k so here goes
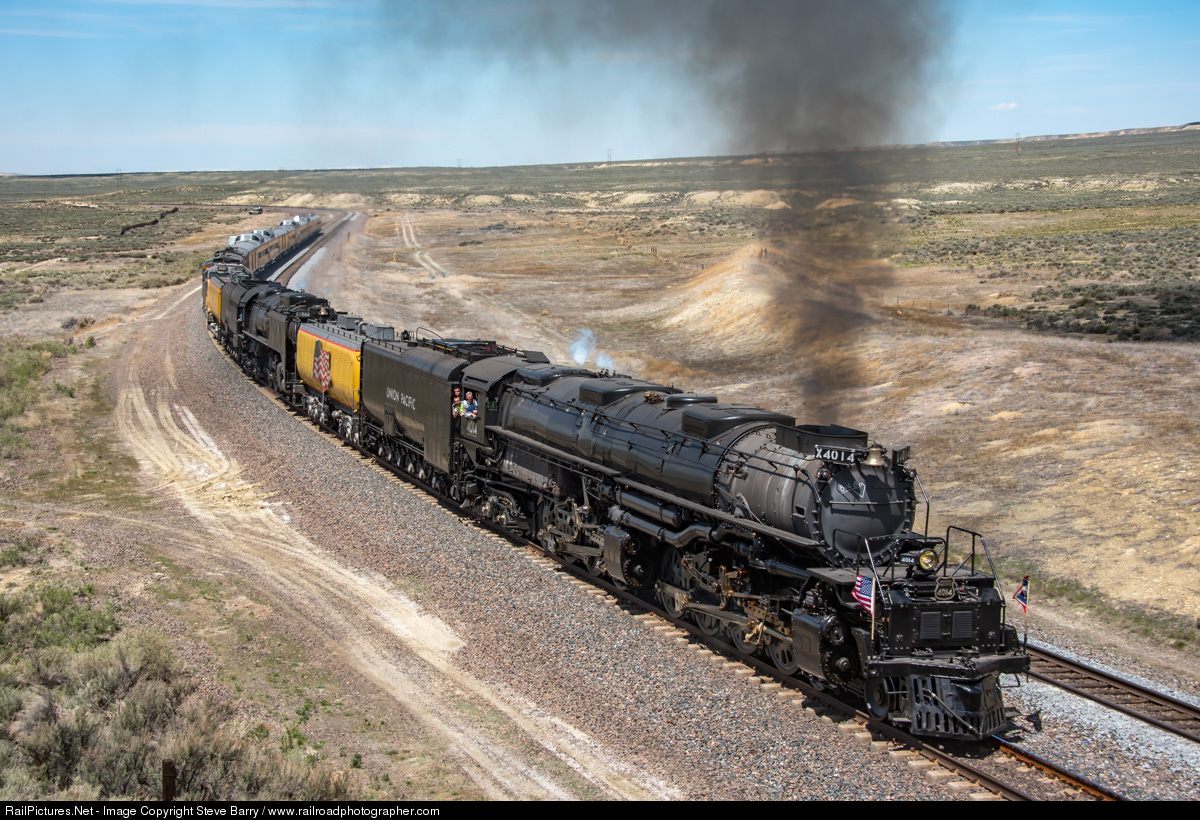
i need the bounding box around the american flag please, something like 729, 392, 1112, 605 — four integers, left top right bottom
1013, 575, 1029, 614
853, 574, 875, 614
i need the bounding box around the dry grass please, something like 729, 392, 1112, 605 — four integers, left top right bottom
0, 516, 362, 801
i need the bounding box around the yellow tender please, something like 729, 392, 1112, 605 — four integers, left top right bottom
205, 277, 222, 321
296, 325, 361, 412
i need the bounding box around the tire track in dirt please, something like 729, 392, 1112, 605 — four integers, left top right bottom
107, 284, 677, 801
399, 212, 448, 278
399, 213, 419, 249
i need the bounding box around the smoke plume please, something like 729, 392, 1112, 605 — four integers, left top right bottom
391, 1, 951, 420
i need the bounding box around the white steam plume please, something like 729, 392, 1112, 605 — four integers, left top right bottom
569, 329, 616, 371
569, 329, 597, 365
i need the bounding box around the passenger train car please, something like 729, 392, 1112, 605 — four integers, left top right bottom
201, 212, 322, 283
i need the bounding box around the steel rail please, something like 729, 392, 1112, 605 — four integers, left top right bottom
273, 210, 354, 287
990, 738, 1124, 801
1026, 645, 1200, 744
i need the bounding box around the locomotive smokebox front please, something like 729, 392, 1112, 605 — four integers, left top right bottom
815, 459, 912, 561
718, 423, 914, 566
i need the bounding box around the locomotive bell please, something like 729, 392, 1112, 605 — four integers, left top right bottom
862, 444, 886, 466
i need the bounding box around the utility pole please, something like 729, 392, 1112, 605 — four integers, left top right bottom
607, 148, 612, 162
1015, 132, 1020, 155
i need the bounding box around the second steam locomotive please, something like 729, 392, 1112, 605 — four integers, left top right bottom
203, 263, 1029, 740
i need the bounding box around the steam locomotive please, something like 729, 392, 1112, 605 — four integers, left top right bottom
203, 268, 1029, 740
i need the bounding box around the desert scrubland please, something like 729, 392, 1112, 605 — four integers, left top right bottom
1, 128, 1198, 798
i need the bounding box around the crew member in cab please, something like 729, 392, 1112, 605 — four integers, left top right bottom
452, 386, 463, 418
463, 391, 478, 420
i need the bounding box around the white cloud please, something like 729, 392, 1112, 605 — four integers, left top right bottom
989, 102, 1019, 111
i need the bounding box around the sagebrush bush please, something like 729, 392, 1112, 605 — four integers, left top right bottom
0, 336, 77, 458
0, 615, 360, 799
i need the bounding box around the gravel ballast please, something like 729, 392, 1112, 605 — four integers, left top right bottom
168, 292, 957, 800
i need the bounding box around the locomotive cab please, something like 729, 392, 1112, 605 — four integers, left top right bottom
457, 352, 551, 458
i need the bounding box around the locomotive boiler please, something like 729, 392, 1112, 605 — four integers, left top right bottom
203, 269, 1029, 740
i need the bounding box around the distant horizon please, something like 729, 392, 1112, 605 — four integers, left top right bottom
3, 120, 1197, 180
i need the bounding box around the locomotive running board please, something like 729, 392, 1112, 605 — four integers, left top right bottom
494, 428, 823, 551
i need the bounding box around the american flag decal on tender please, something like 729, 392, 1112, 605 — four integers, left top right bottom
313, 342, 332, 392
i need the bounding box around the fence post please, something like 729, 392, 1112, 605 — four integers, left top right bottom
163, 759, 176, 801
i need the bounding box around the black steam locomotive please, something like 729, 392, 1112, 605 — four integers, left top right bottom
203, 268, 1029, 740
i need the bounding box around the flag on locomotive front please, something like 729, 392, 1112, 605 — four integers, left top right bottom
853, 574, 876, 614
1013, 575, 1029, 613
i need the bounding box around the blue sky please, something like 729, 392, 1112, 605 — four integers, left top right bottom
1, 0, 1197, 175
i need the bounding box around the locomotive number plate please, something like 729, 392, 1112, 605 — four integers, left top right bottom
813, 445, 856, 464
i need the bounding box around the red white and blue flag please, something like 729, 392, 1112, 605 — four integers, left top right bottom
853, 574, 875, 614
313, 343, 332, 392
1013, 575, 1029, 613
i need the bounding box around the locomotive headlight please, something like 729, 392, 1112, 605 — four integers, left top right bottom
917, 549, 939, 572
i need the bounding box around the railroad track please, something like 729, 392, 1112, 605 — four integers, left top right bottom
621, 596, 1124, 801
1026, 645, 1200, 743
273, 210, 354, 286
481, 543, 1128, 801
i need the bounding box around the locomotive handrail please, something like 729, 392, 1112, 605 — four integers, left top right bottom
940, 525, 1008, 624
511, 388, 860, 492
911, 471, 932, 537
825, 498, 909, 508
944, 526, 1007, 614
507, 384, 855, 477
493, 428, 822, 549
844, 532, 889, 626
794, 467, 822, 539
503, 392, 918, 559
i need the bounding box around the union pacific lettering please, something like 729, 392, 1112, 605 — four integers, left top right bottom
386, 386, 417, 410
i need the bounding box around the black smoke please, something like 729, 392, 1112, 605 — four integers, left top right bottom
385, 1, 951, 420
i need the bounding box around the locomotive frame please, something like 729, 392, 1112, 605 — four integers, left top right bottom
202, 267, 1030, 741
